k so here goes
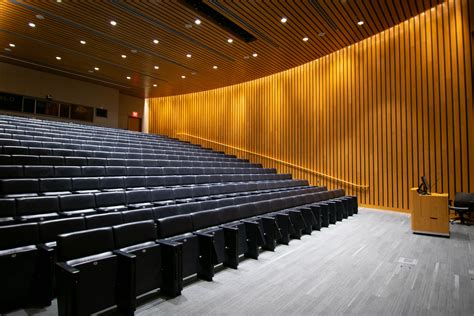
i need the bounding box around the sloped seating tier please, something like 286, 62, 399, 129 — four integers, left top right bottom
0, 179, 310, 224
0, 142, 238, 161
0, 188, 357, 314
0, 115, 191, 145
0, 114, 359, 314
0, 116, 213, 154
0, 172, 288, 196
54, 189, 355, 315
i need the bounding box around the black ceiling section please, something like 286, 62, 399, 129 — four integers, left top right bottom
179, 0, 257, 43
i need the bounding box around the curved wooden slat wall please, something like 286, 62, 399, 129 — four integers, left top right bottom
149, 0, 473, 212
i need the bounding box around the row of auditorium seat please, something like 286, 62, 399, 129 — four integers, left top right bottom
0, 180, 309, 224
0, 144, 236, 161
0, 116, 190, 145
0, 164, 271, 179
0, 115, 185, 143
0, 188, 354, 314
0, 138, 226, 157
0, 173, 289, 196
55, 189, 355, 315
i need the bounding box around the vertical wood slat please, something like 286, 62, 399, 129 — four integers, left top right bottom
148, 0, 472, 212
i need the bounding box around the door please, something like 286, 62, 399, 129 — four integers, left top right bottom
128, 116, 142, 132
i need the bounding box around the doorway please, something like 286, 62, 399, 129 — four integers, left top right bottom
127, 116, 142, 132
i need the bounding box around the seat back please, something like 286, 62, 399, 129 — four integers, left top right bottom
85, 212, 123, 229
113, 220, 157, 249
156, 214, 193, 238
56, 227, 115, 262
39, 217, 86, 244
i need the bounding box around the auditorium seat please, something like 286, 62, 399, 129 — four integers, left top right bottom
56, 228, 134, 315
59, 193, 97, 216
0, 222, 52, 313
113, 221, 162, 302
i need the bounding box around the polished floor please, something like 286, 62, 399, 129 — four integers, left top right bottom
11, 208, 474, 315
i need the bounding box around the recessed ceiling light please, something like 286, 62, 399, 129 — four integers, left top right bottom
252, 53, 258, 57
154, 65, 159, 70
185, 24, 193, 29
186, 54, 192, 58
181, 75, 186, 79
302, 37, 309, 42
110, 20, 117, 26
56, 0, 62, 2
213, 65, 218, 69
131, 49, 138, 53
153, 84, 157, 87
126, 76, 131, 80
35, 14, 44, 20
227, 38, 233, 44
4, 48, 11, 52
121, 54, 127, 58
56, 56, 62, 60
244, 55, 250, 59
80, 40, 86, 44
194, 19, 201, 25
318, 32, 326, 37
191, 72, 197, 75
280, 17, 287, 23
9, 43, 15, 47
94, 67, 99, 71
28, 22, 36, 28
153, 39, 159, 44
88, 70, 94, 73
357, 21, 364, 26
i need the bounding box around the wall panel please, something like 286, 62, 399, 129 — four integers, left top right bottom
149, 0, 473, 212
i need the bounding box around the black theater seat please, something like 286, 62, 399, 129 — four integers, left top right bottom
56, 228, 134, 315
39, 178, 72, 196
0, 198, 16, 225
59, 193, 97, 216
85, 212, 123, 229
0, 223, 52, 313
113, 221, 162, 301
94, 191, 127, 213
16, 196, 60, 222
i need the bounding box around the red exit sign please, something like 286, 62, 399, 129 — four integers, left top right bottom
131, 111, 138, 118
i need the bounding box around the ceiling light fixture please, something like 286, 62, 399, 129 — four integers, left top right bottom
121, 54, 127, 58
318, 32, 326, 37
4, 48, 11, 52
252, 53, 258, 57
9, 43, 15, 47
94, 67, 99, 71
28, 22, 36, 28
153, 39, 159, 44
153, 84, 157, 87
280, 17, 287, 23
227, 38, 233, 44
186, 54, 192, 58
213, 65, 218, 69
56, 0, 62, 2
131, 49, 138, 53
194, 19, 201, 25
56, 56, 62, 60
80, 40, 86, 44
110, 20, 117, 26
302, 37, 309, 42
357, 20, 364, 26
154, 66, 159, 70
36, 14, 44, 20
181, 75, 186, 79
126, 76, 131, 80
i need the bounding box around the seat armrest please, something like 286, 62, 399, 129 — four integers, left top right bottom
56, 261, 80, 276
114, 250, 137, 314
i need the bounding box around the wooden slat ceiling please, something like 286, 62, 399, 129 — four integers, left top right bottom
0, 0, 443, 99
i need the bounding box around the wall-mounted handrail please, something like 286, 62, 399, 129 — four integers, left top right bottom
177, 133, 369, 191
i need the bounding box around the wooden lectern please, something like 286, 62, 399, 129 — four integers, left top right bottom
410, 188, 449, 237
